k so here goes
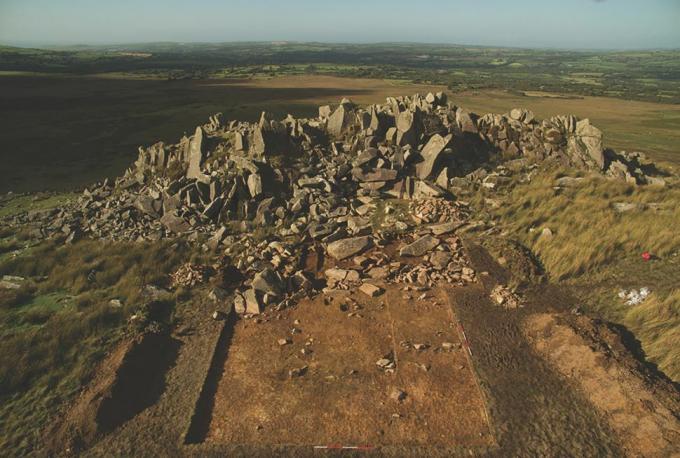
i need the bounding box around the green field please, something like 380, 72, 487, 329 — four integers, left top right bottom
2, 42, 679, 192
2, 43, 680, 102
0, 74, 447, 193
1, 74, 679, 193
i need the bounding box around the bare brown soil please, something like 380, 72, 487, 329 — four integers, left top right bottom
205, 284, 493, 450
524, 313, 680, 457
449, 242, 624, 456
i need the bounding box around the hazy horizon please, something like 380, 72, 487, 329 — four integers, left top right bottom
2, 39, 679, 53
1, 0, 679, 50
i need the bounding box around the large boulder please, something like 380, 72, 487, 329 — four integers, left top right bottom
397, 110, 415, 133
416, 134, 452, 180
569, 119, 605, 170
252, 268, 285, 297
327, 104, 353, 137
326, 236, 372, 260
396, 110, 417, 146
399, 235, 440, 257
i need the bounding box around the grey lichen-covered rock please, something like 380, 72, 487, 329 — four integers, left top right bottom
417, 134, 452, 180
134, 195, 163, 217
400, 235, 440, 257
396, 110, 414, 133
327, 104, 353, 137
160, 212, 191, 234
429, 251, 452, 269
244, 288, 263, 314
186, 126, 206, 179
509, 108, 535, 124
319, 105, 332, 118
572, 119, 605, 169
251, 126, 268, 156
252, 268, 285, 297
326, 236, 372, 260
233, 131, 247, 151
247, 173, 263, 198
325, 268, 360, 282
233, 293, 246, 314
359, 282, 384, 297
430, 221, 462, 236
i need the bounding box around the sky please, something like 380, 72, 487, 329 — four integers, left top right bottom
0, 0, 678, 50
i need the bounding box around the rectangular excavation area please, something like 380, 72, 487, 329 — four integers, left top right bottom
204, 285, 493, 448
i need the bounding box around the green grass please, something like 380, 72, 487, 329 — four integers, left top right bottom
480, 165, 680, 382
0, 292, 70, 337
486, 169, 680, 279
624, 289, 680, 381
0, 291, 124, 455
0, 237, 202, 455
0, 193, 78, 218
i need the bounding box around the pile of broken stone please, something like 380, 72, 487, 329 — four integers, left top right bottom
2, 92, 667, 315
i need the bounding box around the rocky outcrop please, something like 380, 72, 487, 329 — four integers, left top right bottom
6, 92, 666, 280
5, 91, 671, 322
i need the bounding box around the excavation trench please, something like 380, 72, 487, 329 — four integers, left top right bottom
50, 330, 182, 454
187, 284, 494, 451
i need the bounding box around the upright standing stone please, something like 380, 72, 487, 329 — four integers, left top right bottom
328, 105, 352, 137
574, 119, 605, 169
186, 126, 206, 180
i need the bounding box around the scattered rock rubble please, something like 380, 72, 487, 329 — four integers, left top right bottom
1, 93, 668, 315
490, 284, 523, 309
170, 263, 212, 289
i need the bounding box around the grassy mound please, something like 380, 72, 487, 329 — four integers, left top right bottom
488, 169, 680, 280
